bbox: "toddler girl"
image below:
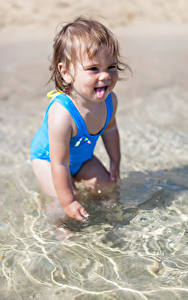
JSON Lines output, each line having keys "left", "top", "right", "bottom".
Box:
{"left": 30, "top": 17, "right": 128, "bottom": 222}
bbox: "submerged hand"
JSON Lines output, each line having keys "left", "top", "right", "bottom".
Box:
{"left": 64, "top": 201, "right": 89, "bottom": 222}
{"left": 110, "top": 160, "right": 120, "bottom": 183}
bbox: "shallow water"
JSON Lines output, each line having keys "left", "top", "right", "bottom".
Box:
{"left": 1, "top": 32, "right": 188, "bottom": 299}
{"left": 1, "top": 85, "right": 188, "bottom": 300}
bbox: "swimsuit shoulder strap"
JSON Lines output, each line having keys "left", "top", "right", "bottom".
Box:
{"left": 54, "top": 93, "right": 86, "bottom": 136}
{"left": 105, "top": 93, "right": 113, "bottom": 124}
{"left": 99, "top": 93, "right": 113, "bottom": 134}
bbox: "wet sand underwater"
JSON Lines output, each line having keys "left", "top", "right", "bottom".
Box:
{"left": 1, "top": 22, "right": 188, "bottom": 299}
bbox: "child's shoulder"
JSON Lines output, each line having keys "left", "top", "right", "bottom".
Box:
{"left": 48, "top": 96, "right": 73, "bottom": 125}
{"left": 49, "top": 101, "right": 72, "bottom": 123}
{"left": 47, "top": 92, "right": 77, "bottom": 135}
{"left": 47, "top": 91, "right": 71, "bottom": 116}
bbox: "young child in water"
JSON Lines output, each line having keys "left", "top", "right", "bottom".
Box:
{"left": 30, "top": 17, "right": 128, "bottom": 222}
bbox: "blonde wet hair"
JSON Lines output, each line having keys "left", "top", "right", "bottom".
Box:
{"left": 49, "top": 16, "right": 130, "bottom": 93}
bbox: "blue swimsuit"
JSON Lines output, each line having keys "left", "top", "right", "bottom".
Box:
{"left": 30, "top": 93, "right": 113, "bottom": 176}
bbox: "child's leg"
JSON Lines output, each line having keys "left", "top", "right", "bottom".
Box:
{"left": 74, "top": 155, "right": 115, "bottom": 192}
{"left": 32, "top": 159, "right": 77, "bottom": 197}
{"left": 31, "top": 159, "right": 74, "bottom": 227}
{"left": 32, "top": 156, "right": 115, "bottom": 197}
{"left": 32, "top": 159, "right": 57, "bottom": 197}
{"left": 31, "top": 157, "right": 116, "bottom": 224}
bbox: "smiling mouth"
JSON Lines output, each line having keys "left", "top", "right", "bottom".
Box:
{"left": 94, "top": 86, "right": 108, "bottom": 99}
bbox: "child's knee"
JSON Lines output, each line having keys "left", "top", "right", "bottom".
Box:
{"left": 82, "top": 177, "right": 98, "bottom": 190}
{"left": 84, "top": 176, "right": 116, "bottom": 195}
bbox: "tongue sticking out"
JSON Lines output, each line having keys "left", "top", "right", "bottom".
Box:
{"left": 95, "top": 87, "right": 106, "bottom": 99}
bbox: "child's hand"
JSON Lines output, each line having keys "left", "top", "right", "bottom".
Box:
{"left": 64, "top": 201, "right": 89, "bottom": 222}
{"left": 110, "top": 160, "right": 120, "bottom": 183}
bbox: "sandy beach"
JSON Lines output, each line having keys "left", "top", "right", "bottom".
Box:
{"left": 1, "top": 1, "right": 188, "bottom": 299}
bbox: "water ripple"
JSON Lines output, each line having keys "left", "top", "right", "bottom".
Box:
{"left": 1, "top": 87, "right": 188, "bottom": 299}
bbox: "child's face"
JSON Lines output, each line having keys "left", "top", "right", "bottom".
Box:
{"left": 70, "top": 46, "right": 118, "bottom": 103}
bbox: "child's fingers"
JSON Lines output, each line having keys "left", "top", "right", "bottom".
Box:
{"left": 75, "top": 214, "right": 84, "bottom": 222}
{"left": 110, "top": 173, "right": 118, "bottom": 182}
{"left": 79, "top": 206, "right": 89, "bottom": 219}
{"left": 110, "top": 174, "right": 115, "bottom": 182}
{"left": 75, "top": 206, "right": 89, "bottom": 222}
{"left": 75, "top": 210, "right": 88, "bottom": 222}
{"left": 64, "top": 201, "right": 89, "bottom": 222}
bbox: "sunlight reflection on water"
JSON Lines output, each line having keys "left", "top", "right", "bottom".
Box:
{"left": 1, "top": 84, "right": 188, "bottom": 299}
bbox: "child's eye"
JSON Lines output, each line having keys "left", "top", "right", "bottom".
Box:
{"left": 87, "top": 67, "right": 98, "bottom": 71}
{"left": 108, "top": 65, "right": 117, "bottom": 70}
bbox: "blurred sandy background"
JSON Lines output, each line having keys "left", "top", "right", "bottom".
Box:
{"left": 1, "top": 0, "right": 188, "bottom": 29}
{"left": 1, "top": 0, "right": 188, "bottom": 95}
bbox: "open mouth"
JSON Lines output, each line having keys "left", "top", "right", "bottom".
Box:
{"left": 94, "top": 86, "right": 108, "bottom": 99}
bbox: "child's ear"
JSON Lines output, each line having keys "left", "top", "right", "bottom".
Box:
{"left": 58, "top": 63, "right": 72, "bottom": 84}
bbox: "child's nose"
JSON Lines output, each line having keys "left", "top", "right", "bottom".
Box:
{"left": 98, "top": 70, "right": 110, "bottom": 81}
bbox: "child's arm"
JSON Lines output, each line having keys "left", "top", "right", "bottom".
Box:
{"left": 102, "top": 92, "right": 121, "bottom": 182}
{"left": 48, "top": 102, "right": 89, "bottom": 221}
